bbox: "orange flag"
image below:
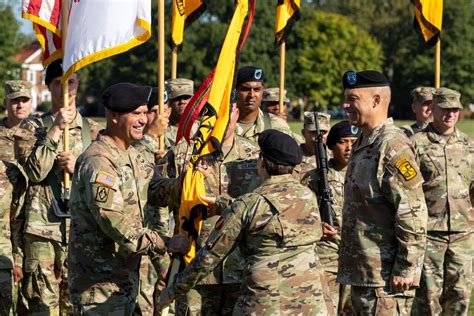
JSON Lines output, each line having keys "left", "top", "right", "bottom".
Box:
{"left": 412, "top": 0, "right": 443, "bottom": 47}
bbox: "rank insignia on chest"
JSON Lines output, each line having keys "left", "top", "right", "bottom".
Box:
{"left": 94, "top": 171, "right": 115, "bottom": 187}
{"left": 395, "top": 157, "right": 417, "bottom": 181}
{"left": 95, "top": 186, "right": 109, "bottom": 203}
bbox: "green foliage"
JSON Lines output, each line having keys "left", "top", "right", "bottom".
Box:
{"left": 37, "top": 101, "right": 52, "bottom": 113}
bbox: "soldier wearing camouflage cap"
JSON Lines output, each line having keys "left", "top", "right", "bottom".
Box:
{"left": 296, "top": 111, "right": 331, "bottom": 179}
{"left": 411, "top": 87, "right": 473, "bottom": 315}
{"left": 166, "top": 78, "right": 194, "bottom": 147}
{"left": 234, "top": 66, "right": 294, "bottom": 143}
{"left": 401, "top": 86, "right": 436, "bottom": 137}
{"left": 338, "top": 70, "right": 428, "bottom": 315}
{"left": 1, "top": 80, "right": 33, "bottom": 161}
{"left": 261, "top": 87, "right": 289, "bottom": 120}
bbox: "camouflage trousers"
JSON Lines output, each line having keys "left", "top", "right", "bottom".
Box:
{"left": 22, "top": 233, "right": 72, "bottom": 316}
{"left": 319, "top": 269, "right": 353, "bottom": 315}
{"left": 175, "top": 284, "right": 241, "bottom": 316}
{"left": 73, "top": 299, "right": 136, "bottom": 315}
{"left": 351, "top": 286, "right": 415, "bottom": 315}
{"left": 135, "top": 256, "right": 159, "bottom": 316}
{"left": 412, "top": 231, "right": 473, "bottom": 316}
{"left": 0, "top": 269, "right": 13, "bottom": 316}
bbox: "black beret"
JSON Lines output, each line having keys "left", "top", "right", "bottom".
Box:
{"left": 45, "top": 59, "right": 63, "bottom": 85}
{"left": 326, "top": 120, "right": 361, "bottom": 149}
{"left": 102, "top": 83, "right": 152, "bottom": 113}
{"left": 258, "top": 129, "right": 302, "bottom": 166}
{"left": 342, "top": 70, "right": 389, "bottom": 90}
{"left": 237, "top": 66, "right": 265, "bottom": 86}
{"left": 147, "top": 87, "right": 169, "bottom": 109}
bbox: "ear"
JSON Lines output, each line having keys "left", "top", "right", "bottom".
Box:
{"left": 373, "top": 94, "right": 381, "bottom": 108}
{"left": 411, "top": 103, "right": 416, "bottom": 113}
{"left": 111, "top": 111, "right": 120, "bottom": 124}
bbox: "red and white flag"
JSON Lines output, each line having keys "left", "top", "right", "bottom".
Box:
{"left": 22, "top": 0, "right": 62, "bottom": 66}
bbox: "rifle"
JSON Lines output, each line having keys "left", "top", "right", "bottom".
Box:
{"left": 313, "top": 112, "right": 334, "bottom": 227}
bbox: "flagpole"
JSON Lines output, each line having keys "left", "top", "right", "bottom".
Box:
{"left": 279, "top": 42, "right": 285, "bottom": 115}
{"left": 158, "top": 0, "right": 165, "bottom": 152}
{"left": 171, "top": 48, "right": 177, "bottom": 79}
{"left": 61, "top": 0, "right": 70, "bottom": 191}
{"left": 434, "top": 39, "right": 441, "bottom": 88}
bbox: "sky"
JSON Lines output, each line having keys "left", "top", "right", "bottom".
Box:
{"left": 2, "top": 0, "right": 34, "bottom": 35}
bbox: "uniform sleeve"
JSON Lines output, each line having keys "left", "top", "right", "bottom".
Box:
{"left": 14, "top": 118, "right": 58, "bottom": 183}
{"left": 132, "top": 134, "right": 160, "bottom": 166}
{"left": 381, "top": 140, "right": 428, "bottom": 282}
{"left": 79, "top": 157, "right": 165, "bottom": 258}
{"left": 169, "top": 197, "right": 249, "bottom": 299}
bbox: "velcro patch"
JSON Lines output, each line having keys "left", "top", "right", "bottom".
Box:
{"left": 14, "top": 128, "right": 29, "bottom": 138}
{"left": 93, "top": 171, "right": 115, "bottom": 187}
{"left": 95, "top": 186, "right": 110, "bottom": 203}
{"left": 395, "top": 157, "right": 417, "bottom": 181}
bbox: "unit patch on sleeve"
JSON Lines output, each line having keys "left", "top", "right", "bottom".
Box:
{"left": 395, "top": 157, "right": 417, "bottom": 181}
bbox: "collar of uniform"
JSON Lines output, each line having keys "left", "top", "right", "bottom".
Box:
{"left": 95, "top": 130, "right": 131, "bottom": 159}
{"left": 47, "top": 110, "right": 84, "bottom": 129}
{"left": 426, "top": 123, "right": 464, "bottom": 145}
{"left": 354, "top": 117, "right": 393, "bottom": 151}
{"left": 253, "top": 108, "right": 266, "bottom": 131}
{"left": 261, "top": 173, "right": 296, "bottom": 187}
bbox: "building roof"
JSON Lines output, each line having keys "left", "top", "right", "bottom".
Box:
{"left": 13, "top": 42, "right": 42, "bottom": 64}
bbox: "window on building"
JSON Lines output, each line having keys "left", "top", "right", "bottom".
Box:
{"left": 27, "top": 70, "right": 35, "bottom": 84}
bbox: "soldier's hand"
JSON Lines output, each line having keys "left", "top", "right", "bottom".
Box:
{"left": 196, "top": 161, "right": 211, "bottom": 178}
{"left": 167, "top": 235, "right": 190, "bottom": 255}
{"left": 57, "top": 151, "right": 76, "bottom": 174}
{"left": 13, "top": 266, "right": 23, "bottom": 282}
{"left": 390, "top": 275, "right": 413, "bottom": 293}
{"left": 53, "top": 105, "right": 76, "bottom": 130}
{"left": 158, "top": 288, "right": 173, "bottom": 309}
{"left": 322, "top": 222, "right": 337, "bottom": 237}
{"left": 200, "top": 194, "right": 216, "bottom": 207}
{"left": 147, "top": 113, "right": 169, "bottom": 139}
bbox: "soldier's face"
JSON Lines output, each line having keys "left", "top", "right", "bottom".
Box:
{"left": 117, "top": 104, "right": 148, "bottom": 143}
{"left": 263, "top": 101, "right": 288, "bottom": 120}
{"left": 48, "top": 74, "right": 79, "bottom": 109}
{"left": 237, "top": 82, "right": 264, "bottom": 115}
{"left": 343, "top": 88, "right": 374, "bottom": 128}
{"left": 331, "top": 136, "right": 357, "bottom": 167}
{"left": 412, "top": 100, "right": 432, "bottom": 123}
{"left": 432, "top": 105, "right": 459, "bottom": 131}
{"left": 170, "top": 95, "right": 191, "bottom": 116}
{"left": 4, "top": 96, "right": 32, "bottom": 120}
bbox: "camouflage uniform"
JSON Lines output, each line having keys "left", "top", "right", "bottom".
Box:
{"left": 0, "top": 160, "right": 27, "bottom": 315}
{"left": 167, "top": 174, "right": 327, "bottom": 315}
{"left": 14, "top": 111, "right": 99, "bottom": 315}
{"left": 337, "top": 118, "right": 428, "bottom": 315}
{"left": 0, "top": 118, "right": 19, "bottom": 162}
{"left": 401, "top": 87, "right": 435, "bottom": 138}
{"left": 152, "top": 135, "right": 260, "bottom": 315}
{"left": 68, "top": 132, "right": 165, "bottom": 313}
{"left": 400, "top": 122, "right": 429, "bottom": 138}
{"left": 301, "top": 159, "right": 348, "bottom": 314}
{"left": 235, "top": 108, "right": 293, "bottom": 143}
{"left": 165, "top": 125, "right": 179, "bottom": 148}
{"left": 410, "top": 90, "right": 473, "bottom": 315}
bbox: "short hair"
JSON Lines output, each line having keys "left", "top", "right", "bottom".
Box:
{"left": 261, "top": 155, "right": 295, "bottom": 176}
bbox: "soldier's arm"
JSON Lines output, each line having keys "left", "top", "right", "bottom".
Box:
{"left": 167, "top": 197, "right": 248, "bottom": 300}
{"left": 80, "top": 158, "right": 166, "bottom": 258}
{"left": 14, "top": 118, "right": 58, "bottom": 182}
{"left": 132, "top": 134, "right": 160, "bottom": 165}
{"left": 382, "top": 141, "right": 428, "bottom": 283}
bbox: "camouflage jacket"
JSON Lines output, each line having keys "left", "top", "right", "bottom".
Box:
{"left": 165, "top": 125, "right": 178, "bottom": 148}
{"left": 235, "top": 109, "right": 293, "bottom": 143}
{"left": 411, "top": 124, "right": 473, "bottom": 232}
{"left": 301, "top": 159, "right": 345, "bottom": 271}
{"left": 150, "top": 135, "right": 260, "bottom": 285}
{"left": 400, "top": 121, "right": 429, "bottom": 138}
{"left": 68, "top": 132, "right": 164, "bottom": 305}
{"left": 337, "top": 118, "right": 428, "bottom": 287}
{"left": 297, "top": 145, "right": 317, "bottom": 180}
{"left": 14, "top": 111, "right": 99, "bottom": 242}
{"left": 0, "top": 118, "right": 17, "bottom": 161}
{"left": 0, "top": 160, "right": 27, "bottom": 269}
{"left": 169, "top": 174, "right": 324, "bottom": 315}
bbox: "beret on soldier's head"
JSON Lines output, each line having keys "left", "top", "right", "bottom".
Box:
{"left": 433, "top": 87, "right": 463, "bottom": 109}
{"left": 147, "top": 87, "right": 169, "bottom": 109}
{"left": 237, "top": 66, "right": 265, "bottom": 86}
{"left": 45, "top": 59, "right": 63, "bottom": 85}
{"left": 342, "top": 70, "right": 389, "bottom": 90}
{"left": 258, "top": 129, "right": 302, "bottom": 166}
{"left": 326, "top": 120, "right": 360, "bottom": 149}
{"left": 102, "top": 83, "right": 152, "bottom": 113}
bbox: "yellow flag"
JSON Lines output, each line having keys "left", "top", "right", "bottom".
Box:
{"left": 412, "top": 0, "right": 443, "bottom": 47}
{"left": 171, "top": 0, "right": 206, "bottom": 49}
{"left": 178, "top": 0, "right": 252, "bottom": 264}
{"left": 275, "top": 0, "right": 301, "bottom": 46}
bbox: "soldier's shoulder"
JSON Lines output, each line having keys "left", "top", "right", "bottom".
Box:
{"left": 84, "top": 117, "right": 101, "bottom": 128}
{"left": 235, "top": 135, "right": 259, "bottom": 157}
{"left": 268, "top": 112, "right": 291, "bottom": 130}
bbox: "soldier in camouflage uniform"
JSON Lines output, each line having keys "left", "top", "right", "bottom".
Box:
{"left": 301, "top": 120, "right": 360, "bottom": 315}
{"left": 149, "top": 102, "right": 260, "bottom": 315}
{"left": 234, "top": 67, "right": 294, "bottom": 142}
{"left": 166, "top": 79, "right": 194, "bottom": 148}
{"left": 14, "top": 60, "right": 100, "bottom": 315}
{"left": 1, "top": 80, "right": 33, "bottom": 161}
{"left": 337, "top": 70, "right": 428, "bottom": 315}
{"left": 158, "top": 129, "right": 327, "bottom": 315}
{"left": 400, "top": 87, "right": 436, "bottom": 138}
{"left": 68, "top": 83, "right": 180, "bottom": 314}
{"left": 296, "top": 111, "right": 331, "bottom": 179}
{"left": 411, "top": 88, "right": 473, "bottom": 315}
{"left": 0, "top": 160, "right": 27, "bottom": 315}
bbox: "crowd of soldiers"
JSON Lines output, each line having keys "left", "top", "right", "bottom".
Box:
{"left": 0, "top": 60, "right": 472, "bottom": 316}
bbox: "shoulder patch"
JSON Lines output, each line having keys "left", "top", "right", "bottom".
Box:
{"left": 14, "top": 128, "right": 29, "bottom": 138}
{"left": 92, "top": 171, "right": 115, "bottom": 187}
{"left": 95, "top": 186, "right": 110, "bottom": 203}
{"left": 394, "top": 156, "right": 417, "bottom": 181}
